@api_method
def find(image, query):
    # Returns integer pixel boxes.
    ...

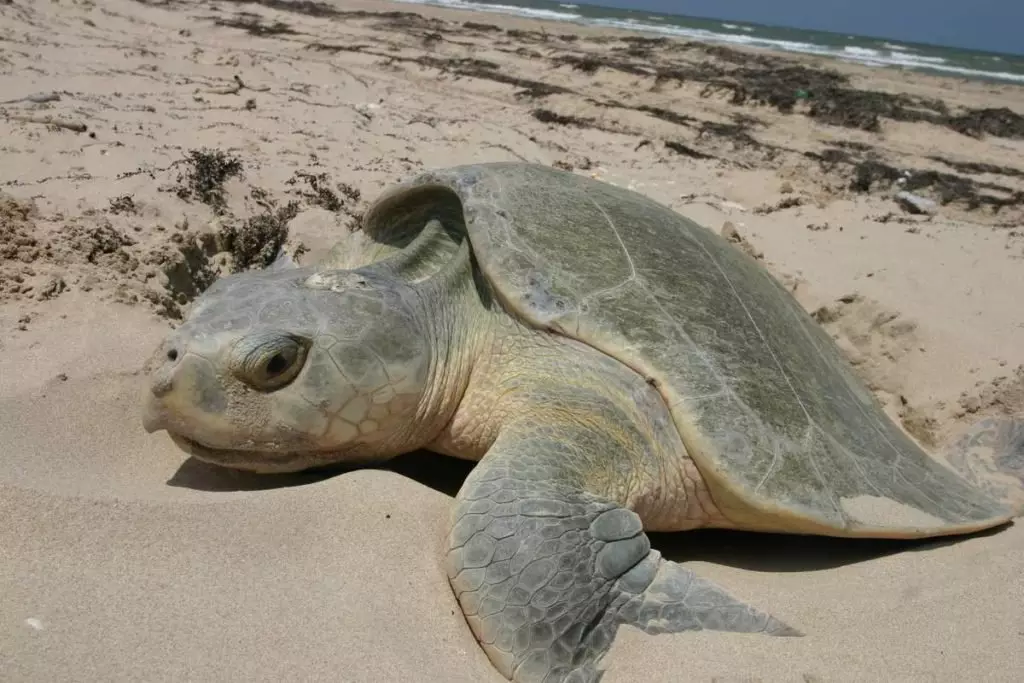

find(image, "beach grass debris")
[107,195,138,215]
[532,108,596,128]
[218,200,299,272]
[214,14,297,37]
[173,149,245,214]
[286,171,361,213]
[664,140,715,159]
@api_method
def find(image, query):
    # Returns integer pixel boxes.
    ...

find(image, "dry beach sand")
[2,0,1024,680]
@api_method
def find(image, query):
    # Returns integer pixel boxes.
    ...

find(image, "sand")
[1,0,1023,681]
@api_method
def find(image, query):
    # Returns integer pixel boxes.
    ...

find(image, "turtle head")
[141,264,435,473]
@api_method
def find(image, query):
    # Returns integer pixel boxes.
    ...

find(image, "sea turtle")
[141,162,1024,682]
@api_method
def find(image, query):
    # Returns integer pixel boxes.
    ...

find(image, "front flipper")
[446,434,797,683]
[941,417,1024,514]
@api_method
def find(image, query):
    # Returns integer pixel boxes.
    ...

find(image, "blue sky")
[576,1,1024,55]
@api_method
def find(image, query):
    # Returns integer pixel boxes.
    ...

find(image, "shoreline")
[371,0,1024,88]
[312,0,1024,130]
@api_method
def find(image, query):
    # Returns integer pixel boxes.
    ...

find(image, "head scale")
[141,262,434,473]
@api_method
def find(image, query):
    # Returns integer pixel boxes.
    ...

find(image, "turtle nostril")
[166,348,179,363]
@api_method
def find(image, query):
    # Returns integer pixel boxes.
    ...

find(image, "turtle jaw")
[168,432,288,473]
[143,395,358,474]
[164,431,380,474]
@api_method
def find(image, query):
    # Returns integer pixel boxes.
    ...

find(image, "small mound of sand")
[957,365,1024,419]
[810,294,919,389]
[0,193,46,303]
[1,151,370,324]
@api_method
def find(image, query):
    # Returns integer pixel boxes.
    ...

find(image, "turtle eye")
[231,333,308,391]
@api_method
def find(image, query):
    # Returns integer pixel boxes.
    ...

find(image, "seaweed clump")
[286,170,361,212]
[849,159,1022,210]
[636,105,697,127]
[173,149,244,214]
[664,141,714,160]
[699,64,950,133]
[532,108,595,128]
[219,197,299,272]
[214,14,297,37]
[948,107,1024,140]
[926,156,1024,179]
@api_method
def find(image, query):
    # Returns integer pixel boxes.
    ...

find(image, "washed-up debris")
[895,191,938,216]
[5,114,87,133]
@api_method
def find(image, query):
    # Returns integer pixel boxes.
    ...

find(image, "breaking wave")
[395,0,1024,83]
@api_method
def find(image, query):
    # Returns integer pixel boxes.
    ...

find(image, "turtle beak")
[141,396,166,434]
[141,376,175,434]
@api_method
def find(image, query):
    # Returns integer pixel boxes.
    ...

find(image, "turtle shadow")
[167,456,343,491]
[168,449,1011,574]
[166,448,473,495]
[648,523,1009,573]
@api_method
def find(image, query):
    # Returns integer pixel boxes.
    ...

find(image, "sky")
[576,1,1024,56]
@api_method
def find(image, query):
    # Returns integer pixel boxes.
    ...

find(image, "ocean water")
[394,0,1024,84]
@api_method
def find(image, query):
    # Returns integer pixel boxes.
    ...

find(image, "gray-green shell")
[364,162,1011,536]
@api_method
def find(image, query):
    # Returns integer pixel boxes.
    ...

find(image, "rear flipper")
[555,549,799,683]
[612,549,799,638]
[941,417,1024,514]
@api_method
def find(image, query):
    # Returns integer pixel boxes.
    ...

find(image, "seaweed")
[654,61,728,86]
[800,148,1023,211]
[849,160,1022,210]
[636,105,697,127]
[219,199,300,272]
[551,53,651,77]
[107,194,137,215]
[306,42,371,55]
[554,55,602,74]
[507,28,548,42]
[214,14,297,37]
[532,109,595,128]
[221,0,342,19]
[695,43,779,67]
[664,141,714,160]
[286,171,340,211]
[419,56,501,72]
[462,21,502,32]
[803,147,857,172]
[409,56,570,98]
[948,107,1024,139]
[697,120,762,149]
[173,149,244,214]
[926,156,1024,179]
[649,51,1018,139]
[807,91,883,132]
